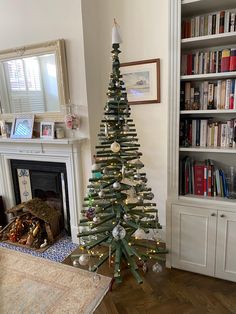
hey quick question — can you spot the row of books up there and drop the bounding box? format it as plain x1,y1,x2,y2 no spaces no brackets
180,79,236,110
181,48,236,75
182,9,236,39
180,119,236,148
180,157,229,197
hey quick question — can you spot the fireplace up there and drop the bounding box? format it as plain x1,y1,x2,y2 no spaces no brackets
0,137,86,243
10,159,70,234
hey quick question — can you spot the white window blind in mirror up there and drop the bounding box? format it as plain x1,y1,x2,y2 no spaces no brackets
1,54,58,114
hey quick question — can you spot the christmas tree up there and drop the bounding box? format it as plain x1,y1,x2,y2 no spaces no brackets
76,21,167,284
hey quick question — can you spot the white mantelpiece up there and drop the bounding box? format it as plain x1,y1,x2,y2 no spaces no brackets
0,137,87,244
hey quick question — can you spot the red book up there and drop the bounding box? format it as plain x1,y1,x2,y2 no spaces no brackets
194,163,204,195
221,49,231,72
229,48,236,72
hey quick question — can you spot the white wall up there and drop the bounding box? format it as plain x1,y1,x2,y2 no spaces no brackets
81,0,169,225
0,0,92,195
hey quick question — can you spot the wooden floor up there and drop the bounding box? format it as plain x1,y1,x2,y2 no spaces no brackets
63,252,236,314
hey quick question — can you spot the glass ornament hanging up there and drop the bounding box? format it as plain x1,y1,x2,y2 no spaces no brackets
112,224,126,240
152,262,163,273
79,254,90,266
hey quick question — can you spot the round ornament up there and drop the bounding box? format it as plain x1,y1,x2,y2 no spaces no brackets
72,259,80,267
86,207,95,220
113,181,121,190
124,214,130,221
110,141,120,153
152,262,163,273
79,254,90,266
98,190,104,198
134,173,141,180
137,195,143,202
123,124,130,132
112,224,126,240
93,216,100,223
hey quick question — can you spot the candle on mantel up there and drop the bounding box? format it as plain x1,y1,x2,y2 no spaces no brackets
112,19,122,44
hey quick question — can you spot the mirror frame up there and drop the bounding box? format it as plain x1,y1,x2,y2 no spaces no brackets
0,39,70,122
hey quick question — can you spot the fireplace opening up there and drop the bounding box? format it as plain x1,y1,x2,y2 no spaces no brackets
10,160,70,235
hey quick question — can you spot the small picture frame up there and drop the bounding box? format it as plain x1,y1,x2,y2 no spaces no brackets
11,116,34,139
40,122,54,139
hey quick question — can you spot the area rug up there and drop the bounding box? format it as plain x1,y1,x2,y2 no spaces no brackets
0,233,78,262
0,247,111,314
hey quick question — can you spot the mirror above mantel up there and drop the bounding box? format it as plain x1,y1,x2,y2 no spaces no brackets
0,39,70,122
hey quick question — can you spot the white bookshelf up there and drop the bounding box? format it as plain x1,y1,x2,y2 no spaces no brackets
167,0,236,281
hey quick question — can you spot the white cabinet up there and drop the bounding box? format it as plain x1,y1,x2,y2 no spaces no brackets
216,211,236,281
171,204,236,282
172,204,216,276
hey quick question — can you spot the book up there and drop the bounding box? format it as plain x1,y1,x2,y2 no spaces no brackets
207,83,214,109
194,162,204,195
200,119,208,147
229,48,236,72
219,11,225,33
230,12,235,32
221,49,231,72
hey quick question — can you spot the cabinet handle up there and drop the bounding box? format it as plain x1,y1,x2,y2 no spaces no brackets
220,214,225,218
211,213,216,216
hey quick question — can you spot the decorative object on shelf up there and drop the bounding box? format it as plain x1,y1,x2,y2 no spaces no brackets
10,115,34,139
40,121,55,139
77,20,167,285
65,103,80,131
120,58,160,104
55,127,65,139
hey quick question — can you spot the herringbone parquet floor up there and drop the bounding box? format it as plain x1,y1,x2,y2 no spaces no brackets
64,251,236,314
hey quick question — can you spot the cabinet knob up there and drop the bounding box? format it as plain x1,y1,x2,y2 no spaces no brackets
211,213,216,216
220,214,225,218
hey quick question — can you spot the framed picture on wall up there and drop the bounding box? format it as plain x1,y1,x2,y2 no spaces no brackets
40,122,55,139
120,58,160,104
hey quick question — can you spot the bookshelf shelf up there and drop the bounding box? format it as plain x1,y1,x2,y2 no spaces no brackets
180,109,236,114
181,32,236,49
180,147,236,153
179,194,236,205
181,72,236,81
182,0,236,17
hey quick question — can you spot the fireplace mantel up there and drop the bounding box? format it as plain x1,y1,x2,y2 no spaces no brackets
0,137,87,243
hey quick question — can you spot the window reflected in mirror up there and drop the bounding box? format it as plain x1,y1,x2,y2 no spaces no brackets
0,39,69,118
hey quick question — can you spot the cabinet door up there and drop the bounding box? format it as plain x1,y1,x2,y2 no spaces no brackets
216,211,236,282
172,204,217,276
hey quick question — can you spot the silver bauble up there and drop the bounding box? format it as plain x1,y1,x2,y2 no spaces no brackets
134,173,141,180
110,141,120,153
124,214,130,221
93,216,100,223
152,262,163,273
79,254,90,266
113,181,121,189
137,195,143,202
98,190,104,198
123,124,130,132
72,259,80,267
112,224,126,240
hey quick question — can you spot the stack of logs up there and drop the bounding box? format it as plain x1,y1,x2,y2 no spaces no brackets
0,198,61,250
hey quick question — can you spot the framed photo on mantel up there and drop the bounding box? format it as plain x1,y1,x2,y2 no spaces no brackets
120,58,160,105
